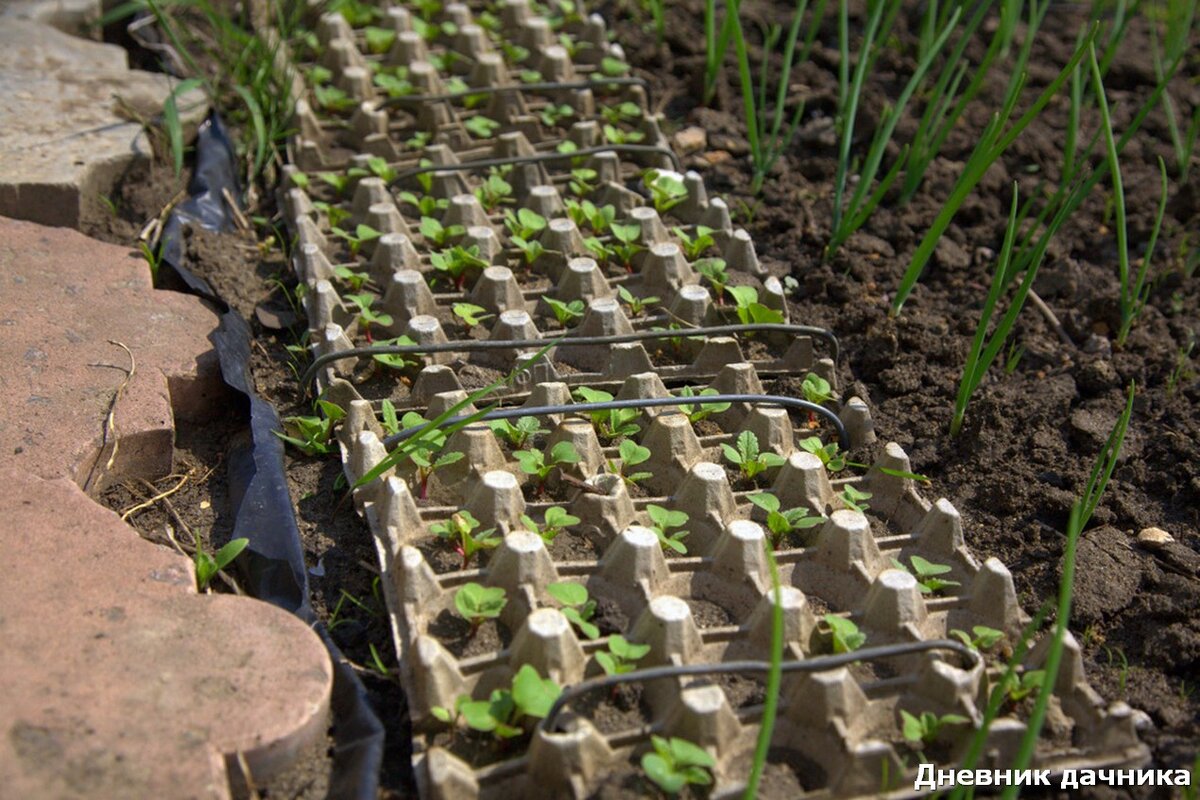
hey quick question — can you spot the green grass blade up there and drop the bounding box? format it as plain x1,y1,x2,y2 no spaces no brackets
1002,384,1133,797
951,185,1020,437
1117,156,1168,345
231,84,267,179
743,546,783,798
1089,41,1131,340
164,77,205,177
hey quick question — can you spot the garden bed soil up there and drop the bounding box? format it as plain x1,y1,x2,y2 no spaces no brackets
613,0,1200,776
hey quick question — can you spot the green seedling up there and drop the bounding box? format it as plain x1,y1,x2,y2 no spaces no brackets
726,285,784,324
316,171,356,196
430,245,488,290
514,441,582,492
371,335,417,371
565,199,615,233
474,173,513,212
950,625,1005,652
608,221,644,271
839,484,872,513
489,416,548,449
901,709,970,746
431,510,498,570
544,297,585,327
1167,334,1196,398
454,582,507,634
600,101,642,126
609,439,652,487
646,504,690,554
419,216,464,248
332,264,370,292
364,155,398,184
410,449,464,500
599,56,631,77
379,399,401,437
1001,669,1045,704
891,555,961,595
568,167,599,197
823,613,866,654
194,536,249,591
798,436,846,471
374,68,415,98
643,170,688,214
595,634,650,676
572,387,642,440
616,285,659,318
603,123,644,145
641,735,715,795
694,258,729,301
520,505,579,544
398,190,448,217
538,102,575,128
464,115,501,139
433,664,561,738
673,226,715,260
747,492,825,550
722,430,785,482
801,372,834,406
138,241,164,283
546,581,599,639
276,399,345,456
343,292,392,343
331,223,382,258
451,302,493,329
676,386,730,424
363,25,396,54
504,208,548,240
313,84,356,113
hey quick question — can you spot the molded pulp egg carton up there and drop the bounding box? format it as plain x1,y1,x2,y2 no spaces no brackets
277,2,1149,795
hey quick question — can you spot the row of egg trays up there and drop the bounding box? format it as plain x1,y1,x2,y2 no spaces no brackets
328,377,1146,798
292,1,648,167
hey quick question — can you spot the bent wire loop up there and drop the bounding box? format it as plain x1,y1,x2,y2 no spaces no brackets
300,323,840,392
387,143,682,184
383,394,852,453
538,639,980,733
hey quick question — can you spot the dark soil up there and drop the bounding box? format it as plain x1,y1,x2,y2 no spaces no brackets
613,0,1200,777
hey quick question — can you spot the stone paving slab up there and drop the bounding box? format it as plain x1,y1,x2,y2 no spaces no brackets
0,216,227,492
0,0,100,36
0,18,207,228
0,468,333,799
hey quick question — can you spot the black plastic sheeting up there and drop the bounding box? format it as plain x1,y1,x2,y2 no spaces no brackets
159,112,383,799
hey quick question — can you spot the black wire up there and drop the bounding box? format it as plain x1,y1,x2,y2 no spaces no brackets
379,76,653,110
538,639,979,732
387,143,682,185
300,323,839,391
382,394,851,452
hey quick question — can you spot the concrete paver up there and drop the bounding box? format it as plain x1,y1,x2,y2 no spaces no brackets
0,468,333,799
0,18,207,228
0,216,227,492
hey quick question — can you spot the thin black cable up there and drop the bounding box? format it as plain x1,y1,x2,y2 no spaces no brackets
379,76,653,110
300,323,839,391
539,639,979,732
382,394,852,452
387,144,682,185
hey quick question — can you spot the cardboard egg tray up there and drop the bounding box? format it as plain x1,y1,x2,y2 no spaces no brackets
276,2,1150,795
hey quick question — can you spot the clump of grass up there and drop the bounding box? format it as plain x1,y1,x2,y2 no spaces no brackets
725,0,824,194
825,0,960,258
892,15,1099,315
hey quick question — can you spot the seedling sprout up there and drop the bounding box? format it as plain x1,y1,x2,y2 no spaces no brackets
454,582,507,635
546,582,599,640
646,504,690,554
